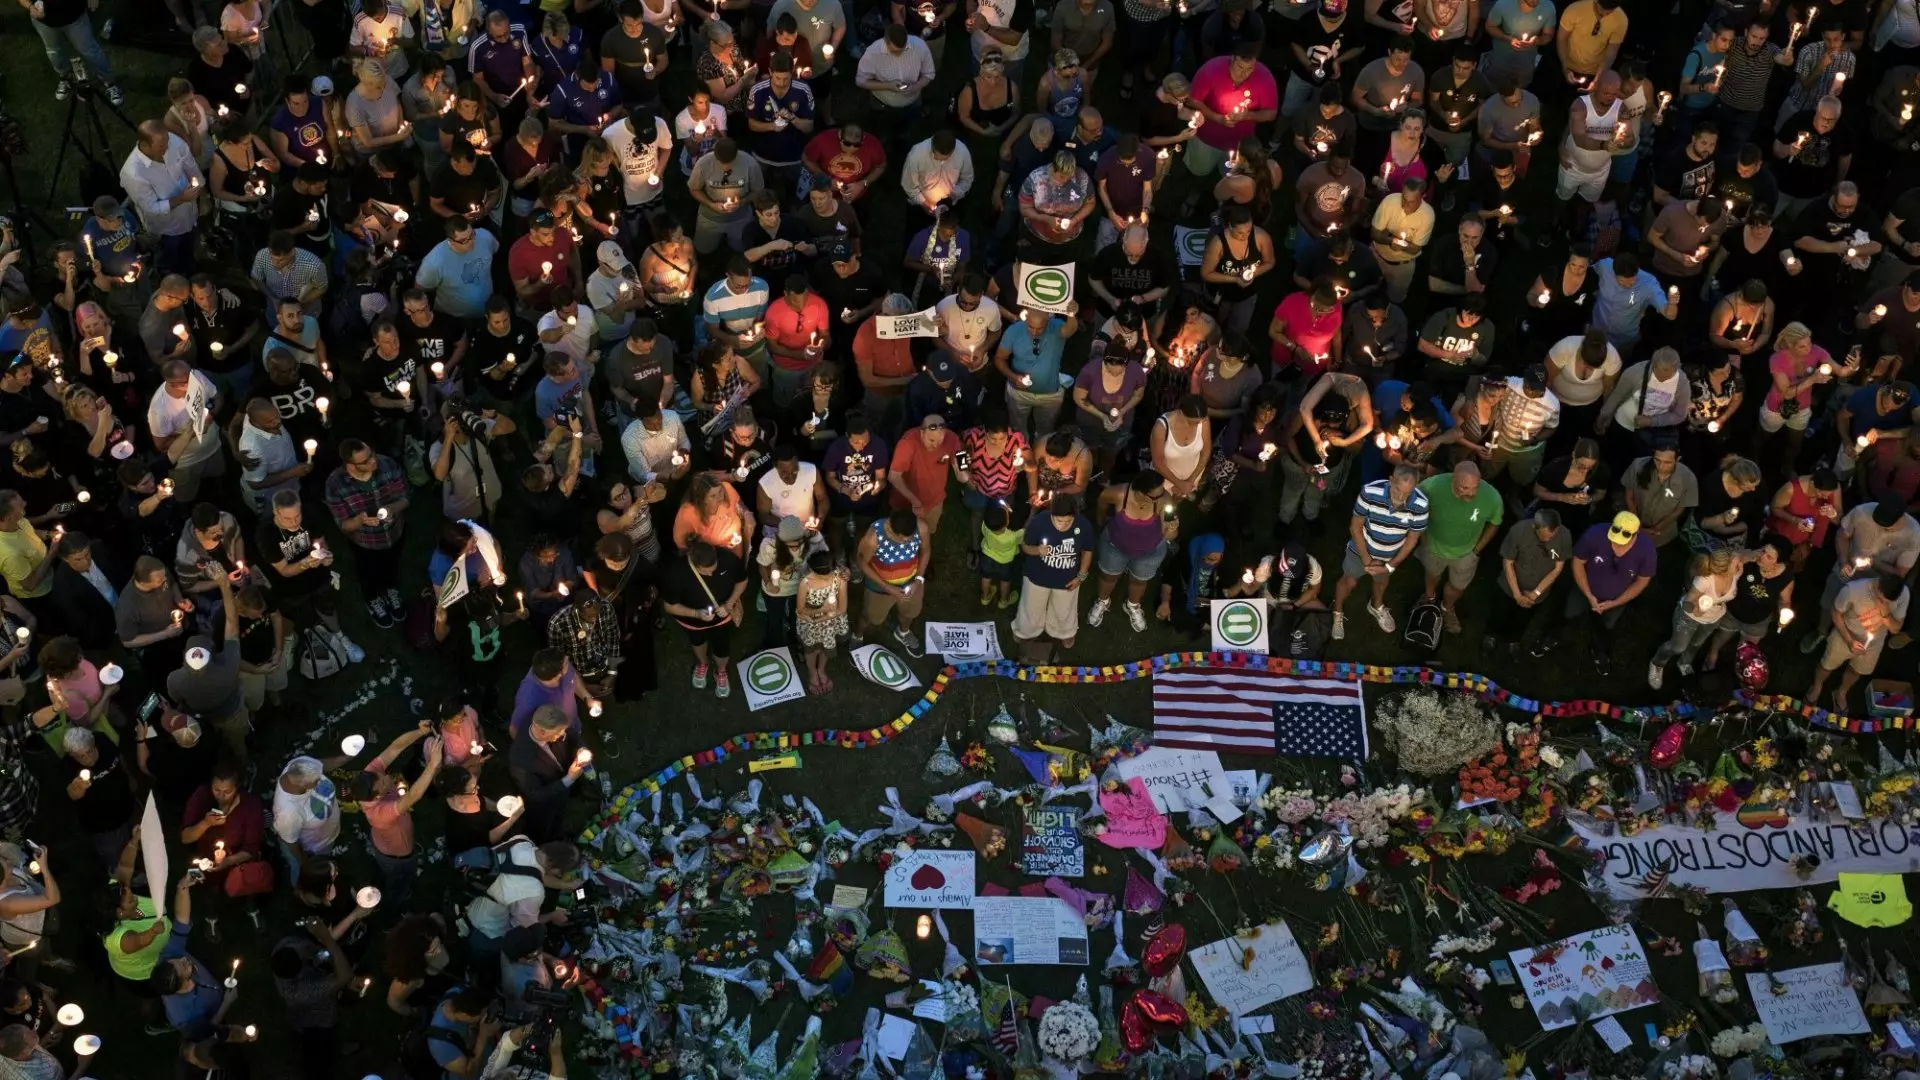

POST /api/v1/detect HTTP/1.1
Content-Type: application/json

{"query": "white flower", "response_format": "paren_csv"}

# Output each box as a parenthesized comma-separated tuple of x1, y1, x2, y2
(1036, 1002, 1101, 1062)
(1539, 746, 1565, 769)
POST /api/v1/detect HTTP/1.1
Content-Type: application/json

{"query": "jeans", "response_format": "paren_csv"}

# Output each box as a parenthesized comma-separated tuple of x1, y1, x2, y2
(31, 15, 116, 87)
(1005, 386, 1064, 445)
(370, 847, 418, 912)
(1278, 454, 1348, 522)
(1651, 607, 1717, 669)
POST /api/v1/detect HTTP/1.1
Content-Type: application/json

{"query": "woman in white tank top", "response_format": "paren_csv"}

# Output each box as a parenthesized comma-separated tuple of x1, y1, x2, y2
(1151, 395, 1213, 500)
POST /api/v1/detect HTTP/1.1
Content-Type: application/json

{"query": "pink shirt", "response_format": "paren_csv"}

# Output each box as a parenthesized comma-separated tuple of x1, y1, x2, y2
(1763, 345, 1832, 414)
(1269, 292, 1343, 376)
(361, 758, 414, 857)
(49, 661, 104, 721)
(441, 711, 483, 766)
(1190, 56, 1280, 151)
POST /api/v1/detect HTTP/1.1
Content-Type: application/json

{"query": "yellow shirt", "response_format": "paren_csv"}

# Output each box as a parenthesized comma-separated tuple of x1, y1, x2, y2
(1559, 0, 1628, 75)
(0, 526, 49, 599)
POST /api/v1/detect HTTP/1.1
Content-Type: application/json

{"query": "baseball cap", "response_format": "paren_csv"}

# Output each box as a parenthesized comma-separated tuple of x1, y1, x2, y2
(597, 241, 631, 271)
(1606, 511, 1641, 544)
(823, 240, 854, 264)
(529, 209, 556, 229)
(927, 354, 959, 383)
(310, 75, 335, 97)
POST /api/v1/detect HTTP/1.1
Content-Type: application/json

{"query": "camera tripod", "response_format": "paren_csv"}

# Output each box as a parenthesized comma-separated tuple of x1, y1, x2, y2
(42, 60, 136, 215)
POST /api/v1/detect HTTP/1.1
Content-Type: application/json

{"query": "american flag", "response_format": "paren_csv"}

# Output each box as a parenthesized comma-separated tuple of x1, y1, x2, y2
(990, 992, 1022, 1055)
(1151, 667, 1368, 759)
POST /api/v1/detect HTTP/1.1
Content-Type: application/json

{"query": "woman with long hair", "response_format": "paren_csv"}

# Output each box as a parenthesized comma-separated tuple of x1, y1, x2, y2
(639, 214, 698, 339)
(672, 473, 749, 559)
(1211, 137, 1281, 225)
(439, 80, 502, 157)
(1522, 243, 1599, 353)
(1150, 393, 1212, 503)
(1701, 537, 1794, 672)
(1197, 203, 1274, 334)
(207, 115, 281, 258)
(688, 341, 761, 447)
(32, 636, 119, 754)
(956, 47, 1019, 139)
(382, 913, 458, 1017)
(1646, 546, 1740, 689)
(794, 550, 847, 694)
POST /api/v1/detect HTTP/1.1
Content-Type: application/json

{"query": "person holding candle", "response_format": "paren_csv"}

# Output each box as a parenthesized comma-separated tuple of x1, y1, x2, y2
(56, 727, 132, 882)
(0, 845, 57, 987)
(118, 123, 205, 279)
(1757, 321, 1835, 466)
(268, 916, 354, 1080)
(507, 210, 579, 316)
(1808, 570, 1909, 710)
(180, 761, 268, 915)
(508, 648, 594, 741)
(323, 438, 410, 629)
(1645, 545, 1740, 689)
(232, 400, 309, 514)
(351, 722, 443, 913)
(853, 25, 936, 159)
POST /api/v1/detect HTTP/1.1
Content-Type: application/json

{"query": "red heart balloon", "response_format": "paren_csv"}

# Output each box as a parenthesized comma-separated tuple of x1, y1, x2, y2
(1119, 997, 1155, 1054)
(1648, 722, 1687, 770)
(909, 863, 946, 890)
(1132, 989, 1188, 1026)
(1142, 924, 1187, 978)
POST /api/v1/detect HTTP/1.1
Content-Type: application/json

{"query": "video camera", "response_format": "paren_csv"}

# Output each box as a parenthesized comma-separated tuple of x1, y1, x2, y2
(513, 985, 573, 1061)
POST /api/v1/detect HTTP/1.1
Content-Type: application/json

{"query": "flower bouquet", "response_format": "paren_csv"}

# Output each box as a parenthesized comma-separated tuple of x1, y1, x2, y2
(1720, 899, 1768, 967)
(1709, 1024, 1768, 1059)
(955, 813, 1008, 858)
(1374, 688, 1503, 775)
(1036, 1001, 1101, 1063)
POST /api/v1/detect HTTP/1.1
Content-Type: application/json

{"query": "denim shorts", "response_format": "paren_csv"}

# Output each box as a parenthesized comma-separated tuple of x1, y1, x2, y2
(1097, 534, 1169, 581)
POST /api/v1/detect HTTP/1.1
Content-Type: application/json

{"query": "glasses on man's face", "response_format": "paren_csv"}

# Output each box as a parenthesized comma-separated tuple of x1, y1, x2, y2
(348, 456, 375, 469)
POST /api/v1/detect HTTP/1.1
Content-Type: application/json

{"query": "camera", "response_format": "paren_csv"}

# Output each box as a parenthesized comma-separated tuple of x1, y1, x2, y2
(443, 396, 488, 437)
(514, 986, 572, 1061)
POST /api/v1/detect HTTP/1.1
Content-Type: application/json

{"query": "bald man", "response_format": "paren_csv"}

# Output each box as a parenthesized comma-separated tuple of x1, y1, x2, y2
(1556, 69, 1623, 205)
(1417, 460, 1504, 632)
(119, 121, 205, 275)
(234, 398, 312, 510)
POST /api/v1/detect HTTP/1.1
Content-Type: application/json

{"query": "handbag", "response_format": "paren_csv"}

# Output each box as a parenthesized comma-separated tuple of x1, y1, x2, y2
(223, 860, 274, 897)
(296, 624, 348, 680)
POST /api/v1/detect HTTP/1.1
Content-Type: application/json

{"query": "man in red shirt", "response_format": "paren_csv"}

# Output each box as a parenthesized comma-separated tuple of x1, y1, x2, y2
(802, 124, 888, 202)
(1267, 284, 1344, 380)
(763, 274, 831, 404)
(180, 762, 268, 923)
(888, 412, 960, 536)
(854, 294, 920, 439)
(506, 210, 579, 316)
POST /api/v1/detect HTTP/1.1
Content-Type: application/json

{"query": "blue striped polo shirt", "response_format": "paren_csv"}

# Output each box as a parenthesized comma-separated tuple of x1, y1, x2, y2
(1352, 479, 1430, 560)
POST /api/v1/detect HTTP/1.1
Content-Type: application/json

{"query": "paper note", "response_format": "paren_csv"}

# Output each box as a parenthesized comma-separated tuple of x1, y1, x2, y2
(883, 851, 976, 910)
(972, 897, 1089, 966)
(1829, 781, 1864, 819)
(1236, 1016, 1276, 1034)
(1117, 747, 1228, 812)
(830, 885, 868, 909)
(1189, 922, 1314, 1015)
(910, 981, 949, 1022)
(1594, 1017, 1631, 1052)
(873, 1011, 916, 1060)
(1508, 925, 1659, 1030)
(1746, 963, 1871, 1043)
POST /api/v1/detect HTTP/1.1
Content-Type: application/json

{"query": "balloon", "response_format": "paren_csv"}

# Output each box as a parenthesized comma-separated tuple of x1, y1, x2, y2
(1735, 642, 1768, 691)
(1297, 827, 1351, 866)
(1120, 997, 1155, 1054)
(1132, 989, 1187, 1026)
(1142, 924, 1187, 978)
(1119, 990, 1188, 1054)
(1648, 721, 1687, 769)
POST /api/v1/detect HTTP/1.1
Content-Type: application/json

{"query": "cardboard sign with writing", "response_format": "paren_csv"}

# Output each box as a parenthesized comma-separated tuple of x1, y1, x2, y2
(1021, 805, 1084, 877)
(1117, 747, 1229, 813)
(1746, 963, 1870, 1043)
(923, 621, 1004, 661)
(876, 311, 942, 339)
(1095, 777, 1168, 849)
(1507, 925, 1660, 1030)
(1014, 262, 1076, 315)
(882, 850, 976, 910)
(1189, 921, 1314, 1015)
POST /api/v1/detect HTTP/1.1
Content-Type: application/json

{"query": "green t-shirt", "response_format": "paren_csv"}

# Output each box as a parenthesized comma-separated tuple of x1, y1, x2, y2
(981, 527, 1021, 566)
(0, 527, 49, 600)
(106, 897, 170, 982)
(1416, 475, 1505, 560)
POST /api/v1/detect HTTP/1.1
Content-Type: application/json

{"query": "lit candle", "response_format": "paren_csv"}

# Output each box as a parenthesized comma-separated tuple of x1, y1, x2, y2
(303, 438, 318, 461)
(540, 261, 553, 281)
(55, 1005, 83, 1027)
(341, 734, 366, 755)
(588, 699, 603, 717)
(355, 886, 382, 909)
(1778, 608, 1795, 627)
(496, 795, 523, 817)
(78, 769, 91, 782)
(226, 960, 240, 989)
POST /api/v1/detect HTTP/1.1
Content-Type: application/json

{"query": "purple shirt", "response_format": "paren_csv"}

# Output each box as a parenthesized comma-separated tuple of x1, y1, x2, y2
(822, 436, 891, 509)
(509, 668, 580, 739)
(470, 29, 531, 96)
(272, 103, 328, 164)
(1573, 523, 1656, 602)
(1075, 359, 1147, 414)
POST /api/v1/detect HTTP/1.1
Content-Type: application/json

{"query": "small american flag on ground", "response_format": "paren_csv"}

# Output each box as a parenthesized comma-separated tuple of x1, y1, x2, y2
(1151, 667, 1369, 759)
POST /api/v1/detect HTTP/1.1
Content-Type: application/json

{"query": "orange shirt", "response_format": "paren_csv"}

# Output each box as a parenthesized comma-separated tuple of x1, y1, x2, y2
(854, 319, 916, 398)
(764, 293, 831, 371)
(673, 485, 749, 556)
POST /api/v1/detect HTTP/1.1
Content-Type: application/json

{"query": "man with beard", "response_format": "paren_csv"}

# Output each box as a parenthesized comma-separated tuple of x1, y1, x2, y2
(1088, 226, 1173, 317)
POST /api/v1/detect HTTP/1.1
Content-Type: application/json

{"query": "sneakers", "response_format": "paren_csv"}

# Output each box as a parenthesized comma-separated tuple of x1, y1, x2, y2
(715, 668, 731, 698)
(1087, 597, 1111, 627)
(894, 625, 925, 658)
(1332, 611, 1347, 640)
(367, 595, 394, 629)
(55, 80, 70, 102)
(106, 84, 124, 108)
(691, 663, 710, 689)
(1647, 662, 1664, 690)
(1676, 659, 1695, 678)
(1367, 602, 1395, 633)
(997, 592, 1017, 610)
(332, 630, 366, 664)
(1441, 607, 1462, 634)
(1124, 601, 1147, 632)
(386, 587, 404, 612)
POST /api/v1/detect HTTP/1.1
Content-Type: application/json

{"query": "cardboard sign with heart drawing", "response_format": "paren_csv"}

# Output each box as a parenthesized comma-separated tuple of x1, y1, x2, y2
(883, 850, 977, 909)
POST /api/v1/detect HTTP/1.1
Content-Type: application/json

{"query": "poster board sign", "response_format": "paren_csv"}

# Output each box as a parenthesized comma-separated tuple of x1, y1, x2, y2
(850, 644, 922, 692)
(1014, 262, 1075, 315)
(739, 648, 807, 711)
(875, 311, 942, 339)
(1174, 226, 1209, 267)
(1117, 747, 1229, 813)
(1210, 597, 1270, 654)
(1190, 921, 1314, 1015)
(1746, 963, 1870, 1043)
(882, 850, 975, 910)
(972, 897, 1089, 966)
(923, 622, 1003, 662)
(1020, 805, 1084, 877)
(1507, 925, 1660, 1030)
(1095, 777, 1167, 849)
(1569, 813, 1920, 897)
(140, 794, 169, 919)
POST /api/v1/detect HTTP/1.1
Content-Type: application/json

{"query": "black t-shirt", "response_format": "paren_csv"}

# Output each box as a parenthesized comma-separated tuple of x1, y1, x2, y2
(187, 51, 255, 114)
(238, 607, 278, 666)
(610, 340, 668, 407)
(350, 160, 419, 211)
(659, 551, 745, 621)
(400, 312, 466, 374)
(35, 0, 88, 28)
(1697, 469, 1765, 544)
(516, 484, 577, 538)
(1291, 108, 1356, 157)
(1862, 286, 1920, 359)
(0, 389, 40, 438)
(259, 367, 335, 446)
(1141, 96, 1190, 143)
(446, 803, 492, 854)
(119, 486, 189, 558)
(1654, 146, 1718, 201)
(1710, 162, 1779, 224)
(1298, 247, 1381, 295)
(1428, 236, 1499, 288)
(430, 161, 503, 219)
(269, 187, 330, 244)
(1092, 243, 1173, 303)
(742, 215, 815, 279)
(255, 517, 329, 597)
(1789, 200, 1877, 273)
(1774, 112, 1855, 197)
(66, 740, 133, 834)
(809, 262, 886, 322)
(361, 345, 418, 405)
(1426, 69, 1493, 134)
(1532, 456, 1613, 535)
(468, 318, 542, 398)
(1289, 13, 1353, 83)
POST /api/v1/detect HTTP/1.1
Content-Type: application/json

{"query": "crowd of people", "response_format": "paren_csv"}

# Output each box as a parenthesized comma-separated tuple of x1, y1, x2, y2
(4, 0, 1920, 1069)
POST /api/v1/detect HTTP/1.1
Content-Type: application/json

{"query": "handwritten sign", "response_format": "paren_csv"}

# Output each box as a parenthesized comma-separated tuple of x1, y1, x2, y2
(1190, 921, 1313, 1015)
(1021, 805, 1083, 877)
(1746, 963, 1869, 1043)
(1117, 747, 1228, 813)
(1095, 778, 1167, 849)
(876, 311, 941, 339)
(1570, 813, 1920, 897)
(1507, 925, 1660, 1030)
(972, 897, 1089, 966)
(882, 850, 976, 910)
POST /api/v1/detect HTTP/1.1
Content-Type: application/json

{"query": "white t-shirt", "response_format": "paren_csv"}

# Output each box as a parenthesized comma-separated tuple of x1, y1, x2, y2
(350, 4, 416, 77)
(934, 293, 1002, 359)
(673, 106, 727, 174)
(970, 0, 1028, 61)
(536, 307, 597, 364)
(148, 371, 222, 466)
(757, 462, 819, 522)
(584, 269, 636, 342)
(271, 769, 342, 854)
(1545, 335, 1621, 406)
(603, 114, 674, 206)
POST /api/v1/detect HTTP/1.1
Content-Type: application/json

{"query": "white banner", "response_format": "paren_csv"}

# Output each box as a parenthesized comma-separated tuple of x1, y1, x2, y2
(1570, 813, 1920, 897)
(1191, 921, 1314, 1015)
(141, 794, 169, 919)
(1014, 262, 1076, 315)
(738, 648, 806, 711)
(1747, 963, 1870, 1044)
(875, 311, 941, 339)
(972, 897, 1089, 966)
(882, 850, 975, 909)
(850, 644, 922, 691)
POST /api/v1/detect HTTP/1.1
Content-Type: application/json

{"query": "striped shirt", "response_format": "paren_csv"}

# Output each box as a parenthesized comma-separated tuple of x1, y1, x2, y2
(866, 520, 922, 587)
(1352, 479, 1429, 559)
(1491, 378, 1561, 451)
(701, 277, 771, 336)
(1779, 46, 1855, 124)
(1717, 40, 1780, 112)
(249, 248, 329, 312)
(960, 429, 1029, 499)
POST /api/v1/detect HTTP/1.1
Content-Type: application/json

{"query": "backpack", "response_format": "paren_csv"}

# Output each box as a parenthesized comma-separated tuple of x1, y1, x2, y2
(1403, 598, 1444, 653)
(401, 1006, 471, 1080)
(295, 625, 348, 680)
(1275, 609, 1332, 660)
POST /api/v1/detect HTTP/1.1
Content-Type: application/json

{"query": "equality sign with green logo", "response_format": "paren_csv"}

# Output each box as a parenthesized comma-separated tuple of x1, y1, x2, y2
(1173, 226, 1210, 268)
(851, 644, 922, 691)
(1210, 598, 1269, 654)
(740, 647, 806, 711)
(1015, 262, 1076, 315)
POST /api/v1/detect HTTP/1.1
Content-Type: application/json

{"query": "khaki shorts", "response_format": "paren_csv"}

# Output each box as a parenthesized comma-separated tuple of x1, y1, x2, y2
(863, 582, 926, 626)
(1820, 630, 1886, 675)
(1759, 405, 1811, 432)
(1012, 581, 1081, 642)
(1418, 548, 1480, 590)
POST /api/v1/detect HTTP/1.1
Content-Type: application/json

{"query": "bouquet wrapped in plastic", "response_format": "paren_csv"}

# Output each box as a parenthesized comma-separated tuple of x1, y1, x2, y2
(1721, 898, 1769, 967)
(1695, 924, 1738, 1004)
(955, 813, 1008, 858)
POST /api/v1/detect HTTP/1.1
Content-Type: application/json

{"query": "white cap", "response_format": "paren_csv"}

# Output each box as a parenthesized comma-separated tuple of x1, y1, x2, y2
(184, 647, 210, 670)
